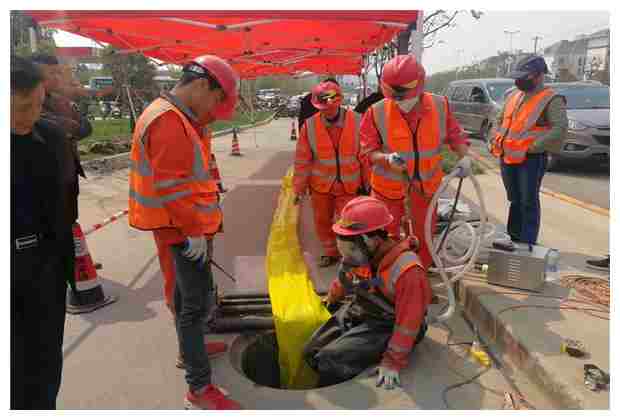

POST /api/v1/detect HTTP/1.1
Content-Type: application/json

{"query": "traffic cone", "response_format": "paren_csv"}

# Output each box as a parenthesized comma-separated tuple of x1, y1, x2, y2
(290, 121, 297, 141)
(230, 127, 242, 156)
(66, 223, 117, 314)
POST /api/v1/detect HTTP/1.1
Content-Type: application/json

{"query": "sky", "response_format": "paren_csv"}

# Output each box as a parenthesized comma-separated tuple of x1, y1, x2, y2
(53, 10, 610, 76)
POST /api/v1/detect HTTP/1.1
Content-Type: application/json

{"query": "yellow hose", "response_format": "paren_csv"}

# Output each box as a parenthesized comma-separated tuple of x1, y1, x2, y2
(266, 167, 331, 389)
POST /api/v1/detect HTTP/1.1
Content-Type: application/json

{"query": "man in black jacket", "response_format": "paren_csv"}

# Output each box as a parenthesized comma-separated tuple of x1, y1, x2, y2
(31, 53, 92, 224)
(11, 55, 75, 410)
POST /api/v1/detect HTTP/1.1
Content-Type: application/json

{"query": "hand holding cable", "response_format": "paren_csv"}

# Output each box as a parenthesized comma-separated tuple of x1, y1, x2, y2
(182, 236, 213, 266)
(455, 155, 473, 178)
(385, 152, 407, 171)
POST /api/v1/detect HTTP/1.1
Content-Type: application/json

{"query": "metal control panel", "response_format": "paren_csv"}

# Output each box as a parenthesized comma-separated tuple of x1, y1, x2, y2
(486, 244, 551, 292)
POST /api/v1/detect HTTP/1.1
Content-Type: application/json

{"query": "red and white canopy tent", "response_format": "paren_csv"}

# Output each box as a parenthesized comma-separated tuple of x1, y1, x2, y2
(26, 11, 421, 78)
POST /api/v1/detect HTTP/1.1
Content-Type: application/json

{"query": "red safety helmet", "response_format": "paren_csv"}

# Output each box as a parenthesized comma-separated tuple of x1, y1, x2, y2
(186, 55, 240, 120)
(310, 81, 343, 110)
(333, 197, 394, 236)
(380, 55, 426, 101)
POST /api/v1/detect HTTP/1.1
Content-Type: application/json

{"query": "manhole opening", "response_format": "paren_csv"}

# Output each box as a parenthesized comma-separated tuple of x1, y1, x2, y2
(240, 331, 349, 390)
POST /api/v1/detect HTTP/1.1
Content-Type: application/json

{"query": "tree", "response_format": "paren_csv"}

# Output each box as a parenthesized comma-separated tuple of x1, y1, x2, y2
(367, 10, 483, 82)
(10, 11, 57, 56)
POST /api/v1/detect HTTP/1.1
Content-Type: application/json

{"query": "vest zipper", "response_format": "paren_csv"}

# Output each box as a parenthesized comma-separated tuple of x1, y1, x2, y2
(405, 119, 424, 196)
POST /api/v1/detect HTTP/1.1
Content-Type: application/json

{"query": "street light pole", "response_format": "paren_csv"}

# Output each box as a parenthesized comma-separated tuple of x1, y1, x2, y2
(455, 48, 464, 80)
(532, 35, 543, 55)
(504, 29, 520, 55)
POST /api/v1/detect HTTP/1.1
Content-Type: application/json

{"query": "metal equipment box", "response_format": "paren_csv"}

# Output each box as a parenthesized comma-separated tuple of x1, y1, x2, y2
(486, 244, 551, 292)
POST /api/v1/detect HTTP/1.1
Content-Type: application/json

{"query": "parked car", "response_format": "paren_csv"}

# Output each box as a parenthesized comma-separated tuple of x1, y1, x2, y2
(444, 78, 515, 142)
(545, 82, 609, 171)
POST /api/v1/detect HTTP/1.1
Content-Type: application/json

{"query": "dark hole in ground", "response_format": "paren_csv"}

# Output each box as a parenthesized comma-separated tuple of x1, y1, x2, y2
(240, 331, 349, 390)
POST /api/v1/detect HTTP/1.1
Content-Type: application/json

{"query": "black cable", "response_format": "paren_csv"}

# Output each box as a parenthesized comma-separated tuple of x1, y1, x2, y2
(442, 365, 493, 409)
(436, 177, 464, 255)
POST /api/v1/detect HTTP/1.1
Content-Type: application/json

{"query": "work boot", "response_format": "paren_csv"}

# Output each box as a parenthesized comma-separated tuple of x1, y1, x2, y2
(319, 255, 341, 268)
(184, 385, 242, 410)
(176, 342, 228, 369)
(586, 255, 609, 272)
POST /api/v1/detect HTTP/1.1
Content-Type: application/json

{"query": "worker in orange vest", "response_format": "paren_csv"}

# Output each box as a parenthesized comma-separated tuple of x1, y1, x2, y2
(303, 197, 432, 388)
(293, 81, 370, 267)
(359, 55, 472, 269)
(128, 55, 241, 410)
(490, 55, 567, 246)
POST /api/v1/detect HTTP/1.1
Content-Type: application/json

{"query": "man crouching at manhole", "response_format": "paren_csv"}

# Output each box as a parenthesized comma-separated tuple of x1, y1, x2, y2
(303, 196, 432, 389)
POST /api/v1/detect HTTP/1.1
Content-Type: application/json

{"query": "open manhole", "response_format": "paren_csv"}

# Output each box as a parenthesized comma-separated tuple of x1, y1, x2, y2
(239, 331, 350, 390)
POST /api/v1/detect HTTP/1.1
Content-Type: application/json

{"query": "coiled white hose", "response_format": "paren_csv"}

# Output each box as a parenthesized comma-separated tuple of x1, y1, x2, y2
(425, 167, 489, 324)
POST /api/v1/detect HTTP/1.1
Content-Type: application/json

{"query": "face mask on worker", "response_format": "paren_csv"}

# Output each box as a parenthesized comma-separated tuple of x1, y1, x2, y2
(515, 75, 538, 92)
(395, 96, 419, 113)
(336, 234, 380, 267)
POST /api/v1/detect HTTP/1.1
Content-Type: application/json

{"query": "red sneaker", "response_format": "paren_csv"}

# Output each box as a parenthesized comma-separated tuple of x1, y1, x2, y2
(176, 341, 228, 369)
(184, 385, 242, 410)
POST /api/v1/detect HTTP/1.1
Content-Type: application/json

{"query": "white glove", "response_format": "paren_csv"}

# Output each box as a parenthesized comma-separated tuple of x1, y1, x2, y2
(375, 366, 401, 390)
(386, 153, 407, 171)
(455, 155, 473, 178)
(182, 236, 212, 265)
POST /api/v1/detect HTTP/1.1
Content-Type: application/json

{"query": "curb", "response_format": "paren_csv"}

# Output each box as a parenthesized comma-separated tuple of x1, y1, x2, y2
(455, 275, 583, 409)
(82, 113, 276, 173)
(469, 150, 609, 218)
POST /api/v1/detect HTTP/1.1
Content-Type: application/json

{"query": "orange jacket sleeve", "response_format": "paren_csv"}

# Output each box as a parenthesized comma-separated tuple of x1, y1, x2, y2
(381, 266, 432, 371)
(359, 108, 383, 159)
(147, 111, 216, 237)
(293, 123, 313, 195)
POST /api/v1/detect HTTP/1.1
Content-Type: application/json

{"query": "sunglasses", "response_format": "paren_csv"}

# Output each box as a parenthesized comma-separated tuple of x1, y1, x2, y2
(316, 90, 342, 104)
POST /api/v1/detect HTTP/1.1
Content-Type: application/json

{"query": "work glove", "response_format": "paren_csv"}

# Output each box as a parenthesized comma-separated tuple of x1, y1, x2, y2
(182, 236, 213, 266)
(455, 155, 473, 178)
(375, 366, 401, 390)
(385, 152, 407, 171)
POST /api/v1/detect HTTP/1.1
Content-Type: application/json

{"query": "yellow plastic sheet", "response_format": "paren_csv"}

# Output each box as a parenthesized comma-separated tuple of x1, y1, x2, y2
(266, 167, 331, 389)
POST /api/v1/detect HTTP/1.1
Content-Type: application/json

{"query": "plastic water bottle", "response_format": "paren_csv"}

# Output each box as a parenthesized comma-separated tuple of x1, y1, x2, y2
(545, 248, 560, 282)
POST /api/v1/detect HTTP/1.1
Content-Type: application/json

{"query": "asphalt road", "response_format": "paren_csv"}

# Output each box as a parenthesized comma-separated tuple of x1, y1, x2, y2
(469, 138, 610, 209)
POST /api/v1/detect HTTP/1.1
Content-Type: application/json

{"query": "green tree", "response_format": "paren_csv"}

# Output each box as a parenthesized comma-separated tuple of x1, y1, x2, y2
(10, 11, 56, 56)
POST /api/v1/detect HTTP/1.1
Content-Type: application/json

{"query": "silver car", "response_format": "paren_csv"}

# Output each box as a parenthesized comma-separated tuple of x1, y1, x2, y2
(445, 78, 515, 141)
(545, 83, 609, 171)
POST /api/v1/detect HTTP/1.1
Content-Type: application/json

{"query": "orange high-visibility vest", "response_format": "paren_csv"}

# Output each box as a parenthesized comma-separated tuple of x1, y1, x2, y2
(129, 98, 220, 231)
(305, 109, 362, 194)
(371, 94, 447, 199)
(491, 87, 557, 164)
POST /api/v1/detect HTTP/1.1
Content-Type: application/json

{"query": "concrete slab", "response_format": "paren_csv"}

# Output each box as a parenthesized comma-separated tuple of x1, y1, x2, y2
(457, 272, 609, 409)
(61, 118, 555, 409)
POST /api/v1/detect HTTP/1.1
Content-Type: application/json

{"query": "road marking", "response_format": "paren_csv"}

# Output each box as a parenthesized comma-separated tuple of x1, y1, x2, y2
(469, 150, 609, 218)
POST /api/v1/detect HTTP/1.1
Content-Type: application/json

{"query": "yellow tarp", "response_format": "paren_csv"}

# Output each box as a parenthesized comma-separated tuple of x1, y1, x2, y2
(266, 167, 331, 389)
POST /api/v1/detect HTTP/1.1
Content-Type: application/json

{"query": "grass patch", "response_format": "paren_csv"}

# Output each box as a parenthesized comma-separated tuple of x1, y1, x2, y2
(441, 146, 485, 175)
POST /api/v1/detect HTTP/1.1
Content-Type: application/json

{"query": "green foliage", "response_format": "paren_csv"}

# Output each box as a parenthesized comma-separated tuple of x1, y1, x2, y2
(10, 10, 57, 57)
(101, 45, 158, 102)
(441, 146, 485, 175)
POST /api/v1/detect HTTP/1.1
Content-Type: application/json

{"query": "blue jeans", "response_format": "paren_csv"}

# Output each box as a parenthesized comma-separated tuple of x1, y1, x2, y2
(170, 244, 214, 392)
(500, 153, 547, 245)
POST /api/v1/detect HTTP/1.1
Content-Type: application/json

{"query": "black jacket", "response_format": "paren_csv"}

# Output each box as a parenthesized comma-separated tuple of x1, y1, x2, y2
(11, 119, 77, 244)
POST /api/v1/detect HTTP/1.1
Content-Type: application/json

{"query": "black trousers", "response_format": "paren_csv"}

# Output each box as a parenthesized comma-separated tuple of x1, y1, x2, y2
(11, 243, 70, 409)
(303, 303, 427, 387)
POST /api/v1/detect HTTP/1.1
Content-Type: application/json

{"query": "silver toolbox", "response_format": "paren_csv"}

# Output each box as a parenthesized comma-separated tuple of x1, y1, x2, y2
(486, 244, 551, 292)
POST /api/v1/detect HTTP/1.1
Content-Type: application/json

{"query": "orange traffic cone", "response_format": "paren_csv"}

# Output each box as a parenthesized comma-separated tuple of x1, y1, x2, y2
(230, 127, 242, 156)
(290, 121, 297, 141)
(66, 223, 117, 314)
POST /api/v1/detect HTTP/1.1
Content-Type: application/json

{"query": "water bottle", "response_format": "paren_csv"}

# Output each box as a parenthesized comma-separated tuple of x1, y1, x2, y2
(546, 248, 560, 282)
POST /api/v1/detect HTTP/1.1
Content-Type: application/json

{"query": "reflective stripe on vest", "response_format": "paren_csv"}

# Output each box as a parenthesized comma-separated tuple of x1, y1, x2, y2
(379, 251, 423, 300)
(128, 98, 219, 231)
(305, 108, 362, 194)
(492, 88, 556, 164)
(371, 94, 446, 198)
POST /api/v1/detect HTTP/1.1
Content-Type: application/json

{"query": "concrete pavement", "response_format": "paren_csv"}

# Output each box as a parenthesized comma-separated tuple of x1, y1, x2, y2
(63, 118, 608, 410)
(65, 118, 556, 410)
